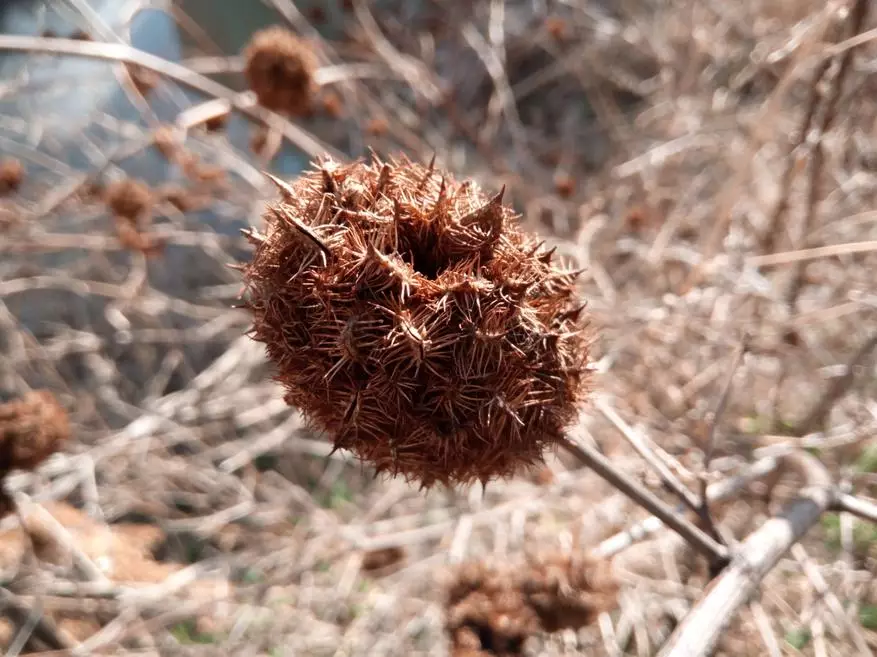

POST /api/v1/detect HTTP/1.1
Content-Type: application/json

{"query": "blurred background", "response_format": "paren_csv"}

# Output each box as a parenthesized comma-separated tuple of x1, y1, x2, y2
(1, 0, 877, 655)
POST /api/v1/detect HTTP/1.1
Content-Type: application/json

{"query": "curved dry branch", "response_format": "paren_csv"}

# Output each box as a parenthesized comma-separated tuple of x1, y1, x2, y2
(0, 35, 340, 161)
(656, 451, 834, 657)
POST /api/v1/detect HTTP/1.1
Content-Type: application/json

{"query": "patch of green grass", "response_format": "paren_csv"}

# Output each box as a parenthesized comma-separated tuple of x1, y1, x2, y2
(860, 604, 877, 630)
(785, 627, 811, 650)
(254, 453, 280, 471)
(325, 479, 353, 509)
(241, 568, 264, 584)
(855, 444, 877, 473)
(740, 414, 771, 435)
(821, 513, 877, 553)
(170, 619, 216, 645)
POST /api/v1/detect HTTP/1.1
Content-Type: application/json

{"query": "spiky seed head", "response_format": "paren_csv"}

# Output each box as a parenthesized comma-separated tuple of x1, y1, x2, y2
(240, 154, 593, 487)
(0, 391, 70, 516)
(0, 158, 24, 196)
(243, 26, 317, 117)
(105, 178, 152, 223)
(445, 552, 618, 654)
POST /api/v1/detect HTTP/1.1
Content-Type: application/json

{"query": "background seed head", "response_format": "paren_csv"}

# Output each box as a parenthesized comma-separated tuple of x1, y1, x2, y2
(241, 154, 592, 487)
(0, 391, 71, 517)
(243, 26, 317, 117)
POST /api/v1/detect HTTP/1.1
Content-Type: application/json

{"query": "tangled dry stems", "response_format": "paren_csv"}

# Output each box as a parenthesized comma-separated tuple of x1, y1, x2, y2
(242, 154, 591, 487)
(1, 0, 876, 654)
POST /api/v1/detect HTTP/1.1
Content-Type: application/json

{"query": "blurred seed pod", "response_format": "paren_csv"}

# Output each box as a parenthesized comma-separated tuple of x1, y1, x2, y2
(445, 552, 618, 656)
(0, 158, 24, 196)
(243, 26, 317, 117)
(0, 391, 71, 517)
(240, 154, 592, 487)
(105, 178, 153, 224)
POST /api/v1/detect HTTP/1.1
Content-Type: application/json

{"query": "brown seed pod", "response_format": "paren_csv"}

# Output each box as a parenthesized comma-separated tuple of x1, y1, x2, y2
(0, 391, 69, 474)
(114, 220, 165, 258)
(0, 391, 70, 517)
(445, 553, 617, 656)
(242, 26, 317, 116)
(241, 155, 592, 487)
(0, 158, 24, 196)
(105, 178, 152, 224)
(204, 112, 228, 132)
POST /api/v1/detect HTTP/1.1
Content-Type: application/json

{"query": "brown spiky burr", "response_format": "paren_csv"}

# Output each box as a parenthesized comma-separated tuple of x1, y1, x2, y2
(0, 158, 24, 196)
(445, 552, 618, 656)
(243, 26, 317, 117)
(0, 391, 71, 517)
(241, 155, 592, 487)
(105, 178, 152, 224)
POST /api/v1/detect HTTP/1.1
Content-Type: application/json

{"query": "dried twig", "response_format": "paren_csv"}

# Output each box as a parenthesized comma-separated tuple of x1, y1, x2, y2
(784, 0, 870, 310)
(656, 451, 834, 657)
(793, 328, 877, 435)
(561, 435, 729, 568)
(0, 35, 340, 160)
(833, 491, 877, 524)
(0, 588, 76, 652)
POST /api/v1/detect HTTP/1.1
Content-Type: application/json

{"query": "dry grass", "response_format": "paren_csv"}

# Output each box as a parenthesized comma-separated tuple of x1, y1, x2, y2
(0, 0, 876, 655)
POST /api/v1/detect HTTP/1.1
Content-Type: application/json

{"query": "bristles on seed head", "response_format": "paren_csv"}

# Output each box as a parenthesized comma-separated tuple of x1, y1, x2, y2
(240, 154, 593, 487)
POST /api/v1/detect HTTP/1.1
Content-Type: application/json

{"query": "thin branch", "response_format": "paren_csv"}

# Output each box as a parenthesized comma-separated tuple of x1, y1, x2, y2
(560, 435, 729, 568)
(0, 588, 76, 652)
(697, 336, 749, 548)
(0, 35, 340, 160)
(656, 451, 834, 657)
(594, 456, 781, 559)
(793, 328, 877, 435)
(595, 398, 703, 518)
(833, 491, 877, 524)
(784, 0, 870, 311)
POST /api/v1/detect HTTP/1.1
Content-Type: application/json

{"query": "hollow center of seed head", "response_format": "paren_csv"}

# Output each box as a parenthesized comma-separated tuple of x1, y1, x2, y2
(403, 241, 448, 280)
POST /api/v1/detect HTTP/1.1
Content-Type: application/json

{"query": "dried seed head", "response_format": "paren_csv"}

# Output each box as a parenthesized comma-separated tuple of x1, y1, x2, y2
(204, 112, 228, 132)
(445, 553, 618, 655)
(241, 154, 593, 487)
(243, 26, 317, 116)
(0, 391, 69, 473)
(0, 391, 70, 517)
(105, 178, 152, 223)
(0, 158, 24, 196)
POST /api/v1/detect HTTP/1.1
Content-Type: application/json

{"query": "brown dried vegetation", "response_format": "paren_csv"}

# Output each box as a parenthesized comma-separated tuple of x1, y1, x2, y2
(445, 553, 618, 656)
(0, 391, 70, 517)
(203, 112, 228, 132)
(361, 546, 406, 573)
(243, 26, 317, 116)
(105, 178, 152, 223)
(0, 158, 25, 196)
(241, 154, 592, 487)
(0, 502, 224, 651)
